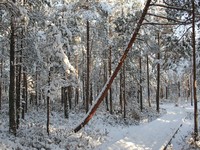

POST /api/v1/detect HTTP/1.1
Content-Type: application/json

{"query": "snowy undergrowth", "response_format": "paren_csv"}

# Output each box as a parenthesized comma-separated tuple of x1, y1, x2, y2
(0, 100, 166, 150)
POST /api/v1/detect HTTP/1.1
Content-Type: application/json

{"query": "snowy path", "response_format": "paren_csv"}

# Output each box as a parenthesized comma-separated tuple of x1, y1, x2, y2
(95, 103, 189, 150)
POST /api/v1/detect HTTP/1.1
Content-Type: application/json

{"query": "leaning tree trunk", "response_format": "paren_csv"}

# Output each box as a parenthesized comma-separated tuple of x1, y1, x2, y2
(192, 0, 198, 140)
(73, 0, 152, 133)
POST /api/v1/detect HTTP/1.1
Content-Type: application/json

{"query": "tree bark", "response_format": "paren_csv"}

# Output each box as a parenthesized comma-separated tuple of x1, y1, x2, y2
(146, 55, 151, 107)
(123, 63, 126, 118)
(73, 0, 152, 133)
(0, 59, 2, 110)
(192, 0, 198, 140)
(86, 19, 90, 113)
(16, 33, 22, 129)
(139, 56, 143, 112)
(156, 33, 160, 113)
(9, 14, 16, 135)
(109, 46, 113, 114)
(75, 54, 79, 106)
(120, 70, 123, 113)
(64, 87, 68, 118)
(104, 60, 109, 111)
(47, 68, 51, 135)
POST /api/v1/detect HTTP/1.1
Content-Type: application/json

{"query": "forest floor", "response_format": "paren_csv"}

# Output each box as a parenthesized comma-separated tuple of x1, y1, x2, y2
(0, 99, 199, 150)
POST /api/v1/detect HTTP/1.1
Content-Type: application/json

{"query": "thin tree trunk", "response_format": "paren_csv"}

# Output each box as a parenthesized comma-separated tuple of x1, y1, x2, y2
(73, 0, 151, 133)
(190, 73, 193, 106)
(68, 86, 72, 110)
(64, 87, 68, 118)
(35, 66, 38, 108)
(139, 56, 143, 112)
(86, 19, 90, 113)
(120, 70, 123, 113)
(123, 63, 126, 118)
(90, 82, 93, 105)
(22, 70, 26, 119)
(109, 46, 113, 114)
(9, 14, 16, 135)
(165, 85, 168, 100)
(0, 59, 2, 110)
(147, 55, 151, 107)
(156, 33, 160, 113)
(104, 60, 109, 111)
(192, 0, 198, 140)
(187, 79, 190, 101)
(47, 68, 51, 135)
(75, 54, 79, 106)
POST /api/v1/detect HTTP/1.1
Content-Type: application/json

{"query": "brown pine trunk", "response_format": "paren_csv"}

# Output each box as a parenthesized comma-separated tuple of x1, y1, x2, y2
(190, 73, 193, 106)
(9, 14, 16, 135)
(192, 0, 198, 140)
(156, 33, 160, 113)
(73, 0, 151, 133)
(109, 46, 113, 114)
(147, 55, 151, 107)
(120, 70, 123, 113)
(139, 56, 143, 112)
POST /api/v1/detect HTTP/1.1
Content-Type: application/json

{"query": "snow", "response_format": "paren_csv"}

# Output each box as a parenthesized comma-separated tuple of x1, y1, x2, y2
(0, 100, 198, 150)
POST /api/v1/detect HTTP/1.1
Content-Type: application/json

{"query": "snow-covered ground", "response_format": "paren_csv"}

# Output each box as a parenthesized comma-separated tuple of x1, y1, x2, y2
(0, 100, 199, 150)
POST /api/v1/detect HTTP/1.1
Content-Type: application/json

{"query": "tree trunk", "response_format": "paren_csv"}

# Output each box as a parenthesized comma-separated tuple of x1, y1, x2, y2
(64, 87, 68, 118)
(47, 68, 51, 135)
(35, 66, 38, 108)
(165, 86, 168, 100)
(104, 60, 109, 111)
(22, 70, 26, 119)
(9, 15, 16, 135)
(156, 33, 160, 113)
(75, 54, 79, 106)
(86, 19, 90, 113)
(147, 55, 151, 107)
(73, 0, 151, 133)
(123, 63, 126, 118)
(68, 86, 72, 110)
(139, 56, 143, 112)
(109, 46, 113, 114)
(16, 33, 22, 128)
(190, 73, 193, 106)
(192, 0, 198, 140)
(120, 70, 123, 113)
(0, 59, 2, 110)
